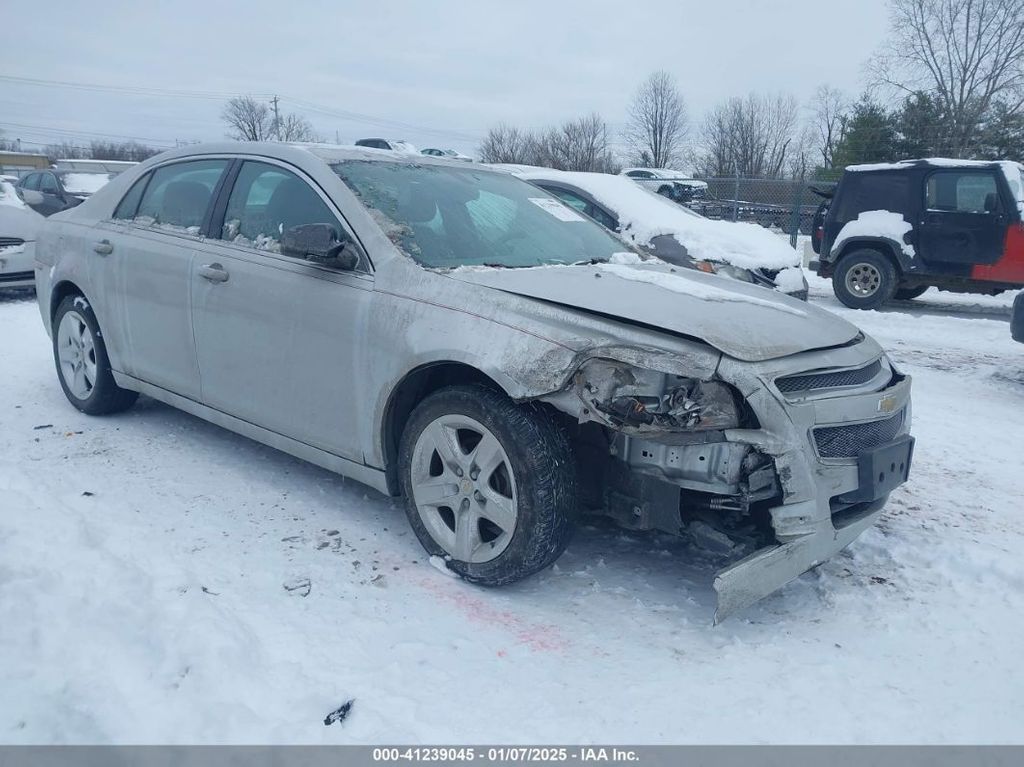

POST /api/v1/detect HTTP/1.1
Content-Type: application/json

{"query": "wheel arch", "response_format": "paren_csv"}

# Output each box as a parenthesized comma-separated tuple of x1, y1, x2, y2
(49, 280, 90, 324)
(381, 361, 511, 496)
(833, 237, 911, 274)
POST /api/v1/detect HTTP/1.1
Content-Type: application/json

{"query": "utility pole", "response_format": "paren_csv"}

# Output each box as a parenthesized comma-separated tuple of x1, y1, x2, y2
(270, 95, 281, 141)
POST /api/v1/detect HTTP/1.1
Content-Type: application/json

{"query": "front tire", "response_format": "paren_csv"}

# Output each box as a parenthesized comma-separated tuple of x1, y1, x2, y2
(52, 295, 138, 415)
(832, 249, 898, 310)
(398, 384, 575, 586)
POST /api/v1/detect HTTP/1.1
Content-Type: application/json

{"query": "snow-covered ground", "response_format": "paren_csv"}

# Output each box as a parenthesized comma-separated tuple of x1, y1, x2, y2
(1, 280, 1023, 744)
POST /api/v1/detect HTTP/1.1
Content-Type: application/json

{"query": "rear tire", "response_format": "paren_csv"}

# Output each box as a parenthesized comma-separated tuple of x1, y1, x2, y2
(832, 249, 898, 310)
(398, 384, 575, 586)
(52, 295, 138, 415)
(894, 285, 929, 301)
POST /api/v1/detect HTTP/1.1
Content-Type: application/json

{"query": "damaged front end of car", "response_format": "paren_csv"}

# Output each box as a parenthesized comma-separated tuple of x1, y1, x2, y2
(539, 340, 913, 623)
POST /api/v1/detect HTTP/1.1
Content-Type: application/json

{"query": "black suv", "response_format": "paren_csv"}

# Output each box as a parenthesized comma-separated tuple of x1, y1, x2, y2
(810, 159, 1024, 309)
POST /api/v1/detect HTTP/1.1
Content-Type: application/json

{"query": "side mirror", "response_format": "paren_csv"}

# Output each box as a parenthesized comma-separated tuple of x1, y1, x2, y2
(280, 223, 359, 270)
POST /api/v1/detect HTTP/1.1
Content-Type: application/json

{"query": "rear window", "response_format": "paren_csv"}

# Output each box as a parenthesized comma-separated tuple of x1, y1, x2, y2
(834, 172, 912, 222)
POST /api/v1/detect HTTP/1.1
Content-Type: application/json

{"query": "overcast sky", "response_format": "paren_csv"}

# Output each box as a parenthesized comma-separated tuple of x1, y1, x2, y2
(1, 0, 891, 157)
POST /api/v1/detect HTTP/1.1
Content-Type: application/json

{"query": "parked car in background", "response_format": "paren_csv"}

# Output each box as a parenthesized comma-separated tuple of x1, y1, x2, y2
(34, 142, 912, 621)
(354, 138, 419, 153)
(517, 168, 808, 298)
(1013, 292, 1024, 343)
(0, 176, 43, 289)
(621, 167, 708, 203)
(16, 169, 115, 217)
(810, 158, 1024, 309)
(421, 148, 472, 162)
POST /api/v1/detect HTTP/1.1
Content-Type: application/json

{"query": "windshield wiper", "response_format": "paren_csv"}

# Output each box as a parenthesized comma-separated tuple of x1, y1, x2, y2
(569, 257, 609, 265)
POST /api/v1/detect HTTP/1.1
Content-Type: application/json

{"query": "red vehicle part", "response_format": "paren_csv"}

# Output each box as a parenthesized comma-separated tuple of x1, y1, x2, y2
(972, 223, 1024, 284)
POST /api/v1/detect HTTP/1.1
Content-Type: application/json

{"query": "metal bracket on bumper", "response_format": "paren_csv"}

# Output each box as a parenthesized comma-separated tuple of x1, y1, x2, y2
(712, 501, 884, 623)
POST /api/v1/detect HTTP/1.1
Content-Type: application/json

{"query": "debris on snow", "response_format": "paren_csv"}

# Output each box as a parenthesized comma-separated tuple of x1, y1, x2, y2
(323, 699, 354, 726)
(429, 555, 459, 578)
(283, 577, 312, 597)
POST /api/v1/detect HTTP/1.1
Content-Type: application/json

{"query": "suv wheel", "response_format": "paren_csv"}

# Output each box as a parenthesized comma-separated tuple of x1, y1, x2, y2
(399, 384, 575, 585)
(832, 249, 898, 310)
(52, 295, 138, 415)
(894, 285, 929, 301)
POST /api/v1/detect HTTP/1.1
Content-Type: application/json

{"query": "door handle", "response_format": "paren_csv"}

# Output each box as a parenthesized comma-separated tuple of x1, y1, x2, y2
(197, 263, 229, 283)
(93, 239, 113, 255)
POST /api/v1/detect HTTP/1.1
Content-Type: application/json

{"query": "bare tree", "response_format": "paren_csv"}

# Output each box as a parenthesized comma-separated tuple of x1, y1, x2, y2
(277, 113, 319, 142)
(478, 123, 532, 164)
(624, 71, 688, 168)
(697, 93, 800, 178)
(810, 85, 849, 169)
(222, 96, 272, 141)
(543, 113, 617, 172)
(872, 0, 1024, 156)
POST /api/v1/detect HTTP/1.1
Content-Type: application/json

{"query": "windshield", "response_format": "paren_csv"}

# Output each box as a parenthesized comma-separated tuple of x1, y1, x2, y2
(332, 160, 634, 268)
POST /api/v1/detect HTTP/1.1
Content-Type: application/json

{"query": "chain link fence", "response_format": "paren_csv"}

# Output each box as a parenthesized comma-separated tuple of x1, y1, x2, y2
(645, 175, 827, 248)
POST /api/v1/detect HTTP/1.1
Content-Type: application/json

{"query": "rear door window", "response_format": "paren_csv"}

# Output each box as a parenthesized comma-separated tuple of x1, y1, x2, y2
(220, 161, 341, 253)
(21, 173, 40, 191)
(926, 171, 1000, 213)
(135, 159, 229, 232)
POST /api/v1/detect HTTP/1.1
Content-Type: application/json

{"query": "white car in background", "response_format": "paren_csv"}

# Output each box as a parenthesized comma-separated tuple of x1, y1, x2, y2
(0, 177, 43, 290)
(517, 168, 808, 298)
(421, 148, 473, 162)
(621, 167, 708, 203)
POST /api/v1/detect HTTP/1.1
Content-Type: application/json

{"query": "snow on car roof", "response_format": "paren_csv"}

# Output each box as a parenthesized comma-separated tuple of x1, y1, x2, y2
(518, 168, 800, 271)
(848, 157, 1007, 171)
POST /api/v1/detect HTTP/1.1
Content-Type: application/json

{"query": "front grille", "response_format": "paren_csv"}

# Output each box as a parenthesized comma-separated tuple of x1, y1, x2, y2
(0, 237, 25, 248)
(777, 360, 883, 394)
(814, 409, 905, 459)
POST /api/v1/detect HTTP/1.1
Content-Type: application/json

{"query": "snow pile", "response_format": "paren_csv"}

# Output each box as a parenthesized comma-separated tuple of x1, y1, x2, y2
(832, 210, 916, 257)
(61, 173, 112, 196)
(519, 170, 799, 271)
(597, 263, 807, 317)
(0, 180, 28, 209)
(774, 266, 807, 294)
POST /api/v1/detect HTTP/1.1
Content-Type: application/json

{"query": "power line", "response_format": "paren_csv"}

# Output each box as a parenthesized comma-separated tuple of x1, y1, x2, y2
(0, 74, 487, 145)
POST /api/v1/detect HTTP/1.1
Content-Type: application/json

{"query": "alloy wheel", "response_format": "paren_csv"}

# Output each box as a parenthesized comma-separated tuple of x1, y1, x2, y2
(409, 414, 518, 563)
(56, 310, 97, 400)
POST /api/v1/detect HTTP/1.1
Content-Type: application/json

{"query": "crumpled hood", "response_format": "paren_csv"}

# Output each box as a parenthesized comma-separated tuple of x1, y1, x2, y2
(449, 263, 861, 362)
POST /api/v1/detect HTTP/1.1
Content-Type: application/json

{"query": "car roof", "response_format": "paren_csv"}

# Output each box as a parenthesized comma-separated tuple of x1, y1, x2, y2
(125, 141, 497, 173)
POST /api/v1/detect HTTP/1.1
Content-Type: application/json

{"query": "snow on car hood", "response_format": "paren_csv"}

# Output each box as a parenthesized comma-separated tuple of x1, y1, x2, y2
(450, 262, 860, 361)
(519, 170, 799, 271)
(61, 173, 113, 196)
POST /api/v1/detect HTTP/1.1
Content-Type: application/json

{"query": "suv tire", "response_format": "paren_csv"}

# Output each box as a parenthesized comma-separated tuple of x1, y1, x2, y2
(399, 384, 575, 586)
(832, 249, 899, 310)
(52, 295, 139, 415)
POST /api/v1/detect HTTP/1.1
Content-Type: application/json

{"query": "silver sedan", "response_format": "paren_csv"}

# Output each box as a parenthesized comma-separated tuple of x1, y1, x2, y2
(33, 143, 913, 620)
